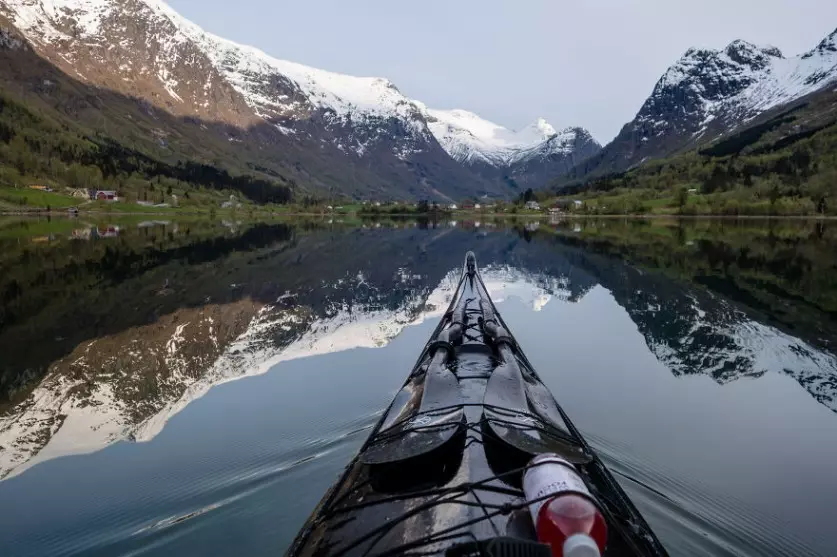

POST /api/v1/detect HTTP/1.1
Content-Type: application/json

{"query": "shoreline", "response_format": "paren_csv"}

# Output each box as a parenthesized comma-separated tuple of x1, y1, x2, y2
(2, 210, 836, 220)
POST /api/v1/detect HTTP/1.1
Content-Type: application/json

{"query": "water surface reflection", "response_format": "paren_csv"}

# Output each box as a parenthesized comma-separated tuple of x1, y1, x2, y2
(0, 217, 836, 556)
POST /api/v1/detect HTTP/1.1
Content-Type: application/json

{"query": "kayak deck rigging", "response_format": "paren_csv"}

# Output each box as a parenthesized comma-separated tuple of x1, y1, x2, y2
(286, 253, 668, 557)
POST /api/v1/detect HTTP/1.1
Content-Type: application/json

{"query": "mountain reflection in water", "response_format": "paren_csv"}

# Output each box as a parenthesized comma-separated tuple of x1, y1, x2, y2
(0, 216, 836, 556)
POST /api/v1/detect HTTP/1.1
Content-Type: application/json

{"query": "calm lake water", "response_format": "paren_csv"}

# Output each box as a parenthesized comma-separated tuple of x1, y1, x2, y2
(1, 216, 836, 556)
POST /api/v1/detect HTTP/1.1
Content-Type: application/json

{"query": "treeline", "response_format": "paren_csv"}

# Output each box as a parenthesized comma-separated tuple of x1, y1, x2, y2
(555, 106, 837, 216)
(0, 92, 292, 205)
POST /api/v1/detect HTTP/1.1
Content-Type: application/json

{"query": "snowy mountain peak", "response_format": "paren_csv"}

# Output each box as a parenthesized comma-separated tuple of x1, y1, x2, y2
(2, 0, 113, 39)
(584, 26, 837, 180)
(805, 27, 837, 58)
(662, 41, 779, 91)
(723, 39, 783, 67)
(0, 0, 598, 192)
(638, 27, 837, 140)
(424, 108, 594, 167)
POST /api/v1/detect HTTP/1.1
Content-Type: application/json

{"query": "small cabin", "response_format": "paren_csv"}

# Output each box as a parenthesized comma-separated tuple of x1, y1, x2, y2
(93, 190, 118, 201)
(524, 201, 541, 210)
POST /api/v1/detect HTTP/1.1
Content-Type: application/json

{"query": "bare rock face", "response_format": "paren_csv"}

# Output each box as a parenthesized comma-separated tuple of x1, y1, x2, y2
(1, 0, 260, 127)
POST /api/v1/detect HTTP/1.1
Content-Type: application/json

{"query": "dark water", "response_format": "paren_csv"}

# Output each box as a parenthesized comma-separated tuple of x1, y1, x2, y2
(1, 216, 836, 556)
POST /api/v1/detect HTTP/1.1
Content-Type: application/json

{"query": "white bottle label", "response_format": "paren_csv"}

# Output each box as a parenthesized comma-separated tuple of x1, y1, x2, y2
(522, 454, 591, 524)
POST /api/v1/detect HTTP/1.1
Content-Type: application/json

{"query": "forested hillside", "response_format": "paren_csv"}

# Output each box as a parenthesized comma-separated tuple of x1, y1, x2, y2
(549, 91, 837, 216)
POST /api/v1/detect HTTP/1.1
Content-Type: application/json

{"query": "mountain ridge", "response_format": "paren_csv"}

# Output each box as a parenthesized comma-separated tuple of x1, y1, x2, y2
(0, 0, 596, 200)
(2, 0, 835, 198)
(424, 107, 602, 188)
(558, 27, 837, 185)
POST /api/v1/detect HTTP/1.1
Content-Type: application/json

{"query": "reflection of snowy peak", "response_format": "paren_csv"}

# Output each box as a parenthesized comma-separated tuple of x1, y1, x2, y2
(0, 266, 562, 480)
(0, 300, 262, 479)
(481, 264, 581, 310)
(623, 285, 837, 414)
(569, 243, 837, 416)
(5, 248, 834, 484)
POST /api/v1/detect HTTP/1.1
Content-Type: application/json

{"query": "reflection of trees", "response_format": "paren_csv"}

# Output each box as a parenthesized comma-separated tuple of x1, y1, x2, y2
(0, 224, 607, 478)
(0, 224, 595, 411)
(0, 223, 297, 411)
(526, 221, 837, 414)
(4, 218, 837, 419)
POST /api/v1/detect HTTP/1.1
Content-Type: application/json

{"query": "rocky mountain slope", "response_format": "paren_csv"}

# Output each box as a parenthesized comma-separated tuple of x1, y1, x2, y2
(563, 28, 837, 183)
(0, 0, 596, 199)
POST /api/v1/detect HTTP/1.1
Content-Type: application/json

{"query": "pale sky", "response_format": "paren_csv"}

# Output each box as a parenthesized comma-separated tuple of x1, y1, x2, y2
(167, 0, 837, 144)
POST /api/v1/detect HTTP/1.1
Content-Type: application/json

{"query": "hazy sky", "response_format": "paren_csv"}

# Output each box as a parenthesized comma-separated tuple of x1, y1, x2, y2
(167, 0, 837, 143)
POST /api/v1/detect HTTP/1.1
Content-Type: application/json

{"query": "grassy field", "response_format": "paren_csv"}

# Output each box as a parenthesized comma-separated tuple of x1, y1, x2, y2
(0, 187, 80, 209)
(0, 186, 293, 216)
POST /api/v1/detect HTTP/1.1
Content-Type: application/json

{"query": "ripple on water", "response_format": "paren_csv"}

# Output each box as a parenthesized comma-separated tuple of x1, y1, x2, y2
(32, 411, 382, 557)
(588, 432, 829, 557)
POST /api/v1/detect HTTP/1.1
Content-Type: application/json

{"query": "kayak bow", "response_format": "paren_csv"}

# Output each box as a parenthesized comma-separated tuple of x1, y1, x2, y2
(286, 252, 668, 557)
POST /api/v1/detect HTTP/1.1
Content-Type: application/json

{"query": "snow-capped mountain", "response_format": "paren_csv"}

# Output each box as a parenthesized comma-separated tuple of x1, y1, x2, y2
(0, 0, 430, 143)
(426, 108, 601, 187)
(426, 109, 586, 166)
(0, 0, 595, 197)
(570, 29, 837, 179)
(643, 35, 837, 139)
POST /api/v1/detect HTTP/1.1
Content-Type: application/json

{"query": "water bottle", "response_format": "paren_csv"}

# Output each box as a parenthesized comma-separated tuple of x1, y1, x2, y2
(522, 453, 607, 557)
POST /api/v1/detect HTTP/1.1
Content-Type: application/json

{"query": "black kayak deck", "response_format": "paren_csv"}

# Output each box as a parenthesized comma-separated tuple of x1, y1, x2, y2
(286, 253, 668, 557)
